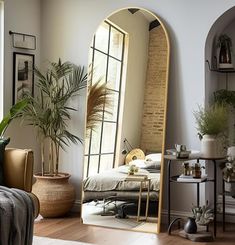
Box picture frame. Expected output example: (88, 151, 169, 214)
(13, 52, 34, 104)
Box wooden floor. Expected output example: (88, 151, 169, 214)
(34, 213, 235, 245)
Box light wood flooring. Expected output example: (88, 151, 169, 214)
(34, 213, 235, 245)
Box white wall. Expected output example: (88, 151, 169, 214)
(39, 0, 235, 213)
(108, 10, 149, 165)
(3, 0, 41, 171)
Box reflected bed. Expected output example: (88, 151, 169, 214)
(83, 165, 160, 203)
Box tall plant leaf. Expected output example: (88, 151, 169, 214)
(0, 99, 28, 137)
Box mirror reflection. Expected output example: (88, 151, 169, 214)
(82, 7, 169, 233)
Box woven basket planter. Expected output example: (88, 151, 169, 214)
(32, 173, 75, 218)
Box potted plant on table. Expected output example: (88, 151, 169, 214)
(193, 103, 228, 158)
(22, 59, 87, 218)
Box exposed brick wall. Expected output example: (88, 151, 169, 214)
(140, 25, 168, 153)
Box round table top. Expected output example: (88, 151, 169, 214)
(164, 154, 226, 161)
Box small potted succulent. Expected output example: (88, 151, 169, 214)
(191, 202, 214, 226)
(128, 165, 139, 175)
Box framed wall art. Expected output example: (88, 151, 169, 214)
(13, 52, 34, 104)
(9, 31, 36, 50)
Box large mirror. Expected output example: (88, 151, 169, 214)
(81, 7, 169, 234)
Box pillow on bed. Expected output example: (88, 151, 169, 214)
(145, 153, 162, 170)
(129, 159, 146, 168)
(118, 165, 149, 175)
(129, 158, 161, 170)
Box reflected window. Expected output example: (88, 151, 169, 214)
(84, 21, 125, 178)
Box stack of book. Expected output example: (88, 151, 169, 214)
(177, 174, 207, 182)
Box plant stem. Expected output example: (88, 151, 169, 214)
(55, 142, 60, 175)
(41, 140, 45, 176)
(51, 140, 54, 174)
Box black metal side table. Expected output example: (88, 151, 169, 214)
(165, 154, 226, 237)
(222, 178, 235, 231)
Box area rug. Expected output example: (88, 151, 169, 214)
(82, 201, 141, 229)
(33, 236, 94, 245)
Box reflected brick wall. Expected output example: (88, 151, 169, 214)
(140, 25, 167, 153)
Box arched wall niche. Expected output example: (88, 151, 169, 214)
(205, 6, 235, 106)
(205, 6, 235, 206)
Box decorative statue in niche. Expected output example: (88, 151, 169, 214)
(217, 34, 233, 69)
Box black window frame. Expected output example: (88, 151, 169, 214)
(84, 20, 126, 178)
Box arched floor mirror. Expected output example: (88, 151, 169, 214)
(81, 7, 170, 234)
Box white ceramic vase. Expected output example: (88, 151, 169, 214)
(201, 134, 223, 158)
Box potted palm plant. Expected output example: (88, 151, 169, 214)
(22, 59, 87, 217)
(193, 104, 228, 158)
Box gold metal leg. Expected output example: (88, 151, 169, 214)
(137, 181, 143, 222)
(145, 179, 150, 221)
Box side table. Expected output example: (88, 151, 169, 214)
(222, 178, 235, 231)
(124, 176, 150, 222)
(165, 154, 226, 237)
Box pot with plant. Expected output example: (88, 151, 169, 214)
(217, 34, 233, 69)
(193, 104, 228, 158)
(22, 59, 87, 218)
(191, 202, 214, 227)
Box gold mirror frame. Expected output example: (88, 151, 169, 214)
(81, 7, 170, 234)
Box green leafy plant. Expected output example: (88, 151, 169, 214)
(0, 99, 28, 138)
(214, 89, 235, 107)
(193, 104, 228, 139)
(128, 164, 139, 175)
(22, 59, 87, 176)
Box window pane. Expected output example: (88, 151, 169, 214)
(101, 122, 116, 153)
(83, 156, 88, 179)
(104, 91, 118, 122)
(90, 123, 102, 154)
(94, 22, 109, 53)
(110, 27, 124, 60)
(92, 51, 107, 84)
(107, 58, 121, 91)
(88, 155, 99, 176)
(100, 154, 114, 173)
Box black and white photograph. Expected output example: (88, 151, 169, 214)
(13, 52, 34, 104)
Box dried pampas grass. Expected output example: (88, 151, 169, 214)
(86, 81, 113, 132)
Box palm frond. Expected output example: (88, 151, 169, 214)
(86, 80, 113, 131)
(21, 59, 88, 174)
